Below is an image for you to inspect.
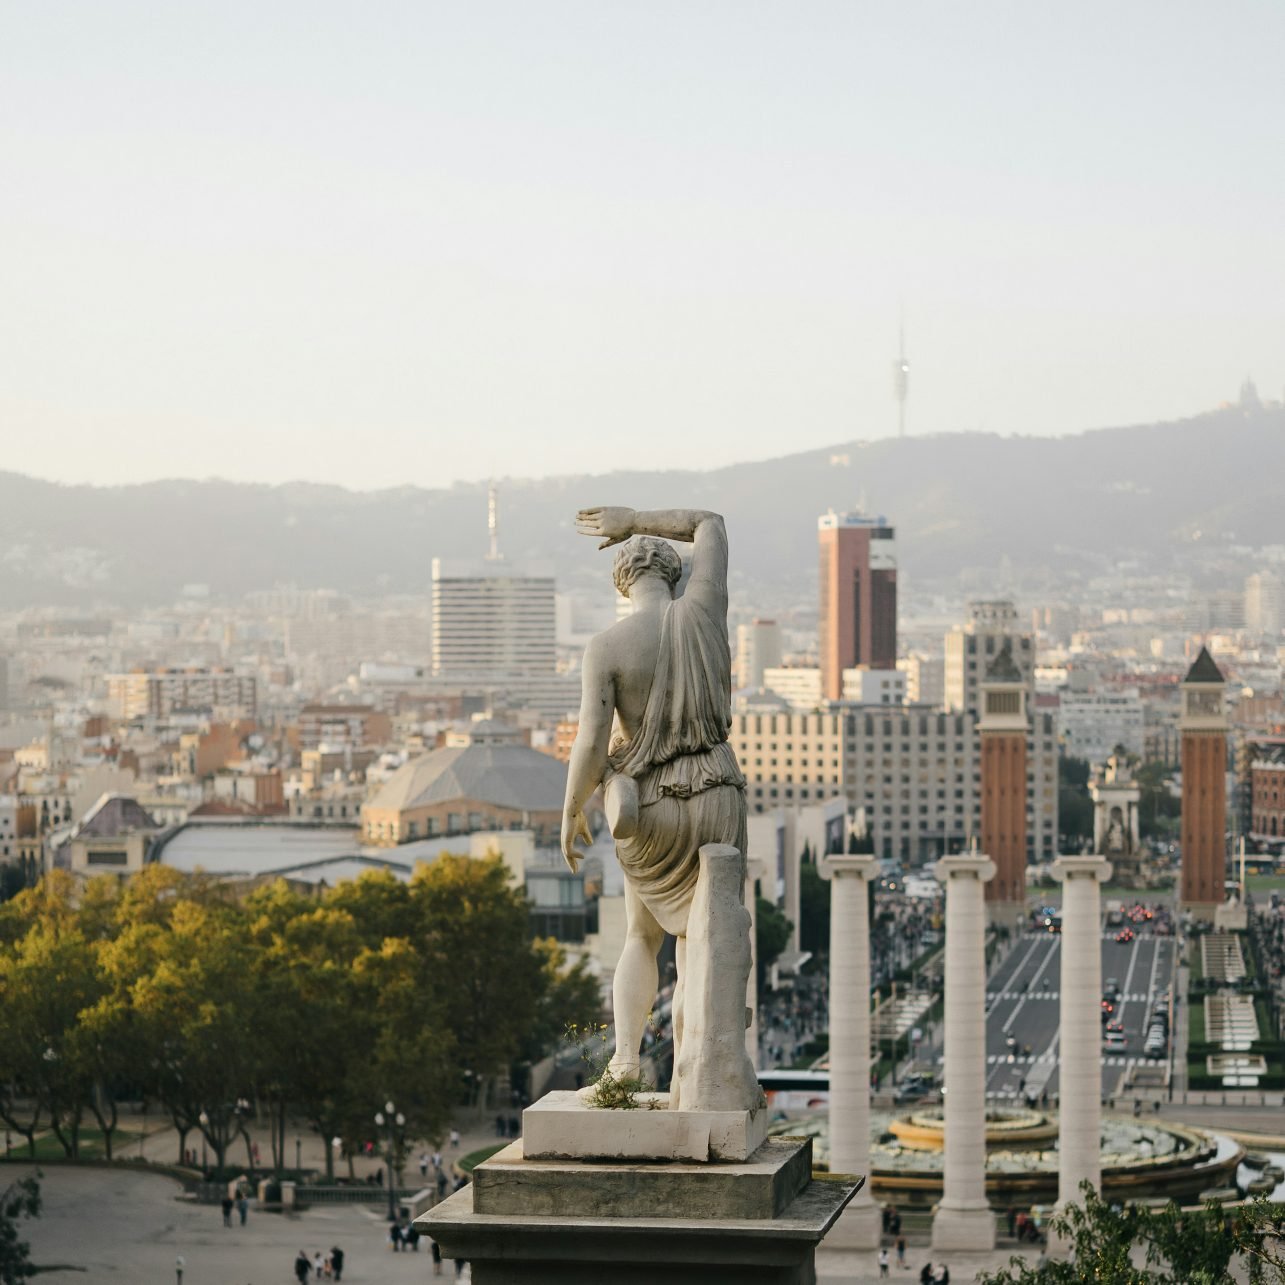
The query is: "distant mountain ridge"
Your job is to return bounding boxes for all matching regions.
[1,405,1281,609]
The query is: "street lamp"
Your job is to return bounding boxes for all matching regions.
[295,1136,301,1175]
[374,1103,406,1222]
[198,1111,209,1174]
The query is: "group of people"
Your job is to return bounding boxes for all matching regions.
[492,1114,521,1139]
[1006,1206,1045,1244]
[218,1192,249,1226]
[292,1247,344,1282]
[916,1264,950,1284]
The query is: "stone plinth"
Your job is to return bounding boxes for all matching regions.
[473,1137,810,1220]
[420,1136,860,1285]
[523,1090,768,1163]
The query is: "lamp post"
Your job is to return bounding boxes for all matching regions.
[295,1136,301,1175]
[374,1101,405,1222]
[198,1111,209,1175]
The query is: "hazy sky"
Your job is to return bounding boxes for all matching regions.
[2,2,1283,490]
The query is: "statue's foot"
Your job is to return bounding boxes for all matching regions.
[576,1057,643,1104]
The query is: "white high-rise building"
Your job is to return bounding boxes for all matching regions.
[944,601,1035,713]
[431,559,556,678]
[1245,572,1284,639]
[735,619,784,690]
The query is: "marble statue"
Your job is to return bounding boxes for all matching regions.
[562,507,758,1112]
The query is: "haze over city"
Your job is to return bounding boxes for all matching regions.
[3,6,1285,1284]
[3,1,1284,489]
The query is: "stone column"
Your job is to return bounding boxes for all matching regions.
[745,851,765,1068]
[1052,854,1111,1229]
[820,851,880,1249]
[932,853,997,1252]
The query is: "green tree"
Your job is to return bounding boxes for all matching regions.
[0,1175,40,1285]
[1058,755,1094,848]
[1137,761,1181,840]
[798,860,831,956]
[411,855,543,1106]
[755,898,793,990]
[978,1185,1285,1284]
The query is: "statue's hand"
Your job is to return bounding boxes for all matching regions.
[576,506,635,550]
[561,808,593,872]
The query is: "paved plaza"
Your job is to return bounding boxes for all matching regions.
[10,1163,1047,1285]
[13,1165,446,1284]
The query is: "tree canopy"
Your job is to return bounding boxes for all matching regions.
[978,1184,1285,1284]
[0,859,599,1175]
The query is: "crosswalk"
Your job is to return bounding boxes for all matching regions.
[985,991,1150,1003]
[985,1053,1138,1068]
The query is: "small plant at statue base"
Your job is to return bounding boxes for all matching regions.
[565,1021,656,1110]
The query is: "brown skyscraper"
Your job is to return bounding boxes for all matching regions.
[1180,647,1227,913]
[979,641,1028,926]
[818,512,897,701]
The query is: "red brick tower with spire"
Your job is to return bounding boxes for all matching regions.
[1180,646,1228,914]
[979,640,1028,927]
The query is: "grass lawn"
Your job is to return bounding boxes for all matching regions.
[458,1143,507,1173]
[1246,873,1285,895]
[2,1128,142,1162]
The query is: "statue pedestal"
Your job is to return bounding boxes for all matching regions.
[523,1089,768,1163]
[419,1136,859,1284]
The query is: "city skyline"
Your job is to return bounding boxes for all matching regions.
[3,2,1284,489]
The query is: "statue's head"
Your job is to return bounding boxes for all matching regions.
[612,536,682,599]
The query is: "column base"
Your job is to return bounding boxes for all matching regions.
[931,1201,996,1252]
[821,1194,881,1249]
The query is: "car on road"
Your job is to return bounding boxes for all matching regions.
[1104,978,1120,998]
[1115,928,1135,943]
[893,1075,936,1103]
[1103,1031,1127,1051]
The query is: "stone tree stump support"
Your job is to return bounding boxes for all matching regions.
[819,849,881,1249]
[1051,853,1112,1251]
[931,853,997,1252]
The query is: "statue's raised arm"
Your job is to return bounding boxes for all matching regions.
[575,507,727,615]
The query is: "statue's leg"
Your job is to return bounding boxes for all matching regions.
[606,879,664,1080]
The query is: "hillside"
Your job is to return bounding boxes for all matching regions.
[0,404,1279,608]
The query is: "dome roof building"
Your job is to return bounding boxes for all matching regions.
[361,721,567,847]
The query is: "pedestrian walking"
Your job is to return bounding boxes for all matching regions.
[431,1238,443,1275]
[389,1221,403,1251]
[918,1264,933,1285]
[896,1236,906,1268]
[879,1246,890,1277]
[1005,1205,1016,1237]
[314,1249,327,1278]
[450,1127,461,1148]
[237,1193,248,1225]
[294,1250,310,1283]
[455,1256,468,1280]
[330,1246,344,1281]
[221,1195,234,1227]
[420,1152,429,1179]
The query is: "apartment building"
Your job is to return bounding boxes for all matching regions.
[106,668,257,721]
[728,704,1058,865]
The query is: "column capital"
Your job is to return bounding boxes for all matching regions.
[1052,854,1113,884]
[821,852,879,882]
[934,853,996,884]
